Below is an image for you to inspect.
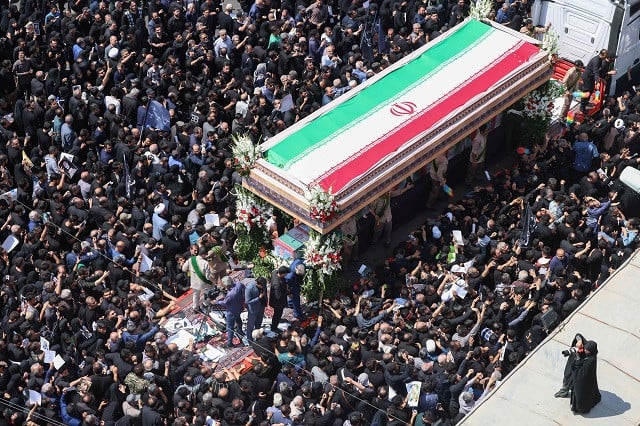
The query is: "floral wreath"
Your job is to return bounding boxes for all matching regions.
[521,80,564,120]
[542,28,559,62]
[230,133,261,176]
[235,187,273,231]
[303,231,342,277]
[305,184,339,224]
[469,0,494,20]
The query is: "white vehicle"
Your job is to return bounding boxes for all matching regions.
[532,0,640,95]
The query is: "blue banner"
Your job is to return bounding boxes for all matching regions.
[144,100,170,131]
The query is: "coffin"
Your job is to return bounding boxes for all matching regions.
[245,19,552,234]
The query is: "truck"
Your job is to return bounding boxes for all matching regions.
[531,0,640,95]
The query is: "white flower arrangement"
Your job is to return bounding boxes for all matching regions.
[542,28,560,62]
[230,133,260,176]
[469,0,494,20]
[235,187,273,231]
[522,80,565,120]
[303,231,343,276]
[305,184,339,224]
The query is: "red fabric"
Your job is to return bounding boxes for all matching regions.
[318,43,540,192]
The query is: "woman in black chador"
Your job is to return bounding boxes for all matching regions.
[554,333,602,414]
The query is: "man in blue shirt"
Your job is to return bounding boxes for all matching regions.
[573,133,599,179]
[219,276,245,347]
[245,277,267,340]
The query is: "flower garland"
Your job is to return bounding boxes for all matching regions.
[303,231,343,276]
[230,133,261,176]
[541,28,559,62]
[521,80,565,120]
[235,186,273,232]
[469,0,494,20]
[305,185,339,224]
[518,79,565,144]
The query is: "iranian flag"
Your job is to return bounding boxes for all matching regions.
[263,20,540,193]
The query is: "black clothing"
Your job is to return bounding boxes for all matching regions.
[570,340,601,414]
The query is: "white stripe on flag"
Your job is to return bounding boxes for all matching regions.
[284,29,522,185]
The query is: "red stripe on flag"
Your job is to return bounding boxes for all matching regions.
[318,43,539,192]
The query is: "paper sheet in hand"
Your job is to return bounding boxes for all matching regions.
[406,381,422,407]
[139,253,153,273]
[58,153,78,178]
[2,235,19,253]
[167,329,195,350]
[28,390,41,405]
[137,285,154,301]
[204,213,219,226]
[40,337,50,351]
[44,350,56,363]
[452,281,468,299]
[0,188,17,202]
[452,230,464,246]
[53,354,65,369]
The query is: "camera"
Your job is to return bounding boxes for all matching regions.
[206,288,222,300]
[562,347,576,357]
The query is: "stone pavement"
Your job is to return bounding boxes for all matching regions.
[460,250,640,425]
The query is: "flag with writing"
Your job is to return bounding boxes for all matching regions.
[123,153,132,199]
[519,203,537,247]
[144,100,170,131]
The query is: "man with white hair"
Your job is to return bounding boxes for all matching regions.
[217,276,245,348]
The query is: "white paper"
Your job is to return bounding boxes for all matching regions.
[28,390,41,406]
[1,235,19,253]
[453,281,468,299]
[452,230,464,246]
[485,170,492,181]
[53,354,65,369]
[164,317,193,334]
[471,223,476,235]
[0,188,17,201]
[60,152,75,162]
[166,329,195,350]
[44,350,56,363]
[358,264,368,275]
[463,259,475,273]
[139,253,153,273]
[137,285,154,301]
[40,337,50,351]
[204,213,220,226]
[201,345,226,362]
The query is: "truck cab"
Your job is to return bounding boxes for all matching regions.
[532,0,640,95]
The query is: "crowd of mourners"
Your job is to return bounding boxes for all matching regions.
[0,0,638,424]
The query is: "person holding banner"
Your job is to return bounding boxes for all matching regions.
[182,245,215,311]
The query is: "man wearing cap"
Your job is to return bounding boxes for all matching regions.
[152,202,169,240]
[218,276,245,347]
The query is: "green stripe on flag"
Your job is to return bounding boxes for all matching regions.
[265,20,493,169]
